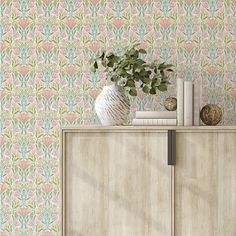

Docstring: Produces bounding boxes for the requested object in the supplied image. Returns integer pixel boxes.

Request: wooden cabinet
[62,127,236,236]
[62,129,173,236]
[175,131,236,236]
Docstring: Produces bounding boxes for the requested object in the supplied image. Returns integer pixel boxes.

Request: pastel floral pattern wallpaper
[1,0,236,235]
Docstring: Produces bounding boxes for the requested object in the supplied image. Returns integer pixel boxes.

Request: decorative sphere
[200,104,223,126]
[164,97,177,111]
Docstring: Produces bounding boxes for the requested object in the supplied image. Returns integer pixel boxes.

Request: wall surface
[1,0,236,235]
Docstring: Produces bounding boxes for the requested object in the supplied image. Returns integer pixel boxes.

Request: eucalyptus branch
[91,45,174,96]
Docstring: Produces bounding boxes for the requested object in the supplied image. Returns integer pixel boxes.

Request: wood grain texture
[62,126,236,132]
[175,132,236,236]
[64,131,172,236]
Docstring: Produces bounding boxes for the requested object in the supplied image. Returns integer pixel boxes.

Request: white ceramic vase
[95,84,130,126]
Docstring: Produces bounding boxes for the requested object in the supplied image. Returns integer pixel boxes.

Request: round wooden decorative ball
[200,104,223,126]
[164,97,177,111]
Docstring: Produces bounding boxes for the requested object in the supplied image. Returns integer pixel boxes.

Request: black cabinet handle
[168,130,176,165]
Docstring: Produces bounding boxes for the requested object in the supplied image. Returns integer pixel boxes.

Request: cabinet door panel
[64,131,172,236]
[175,132,236,236]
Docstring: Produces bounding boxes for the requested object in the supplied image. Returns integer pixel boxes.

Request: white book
[177,78,184,126]
[194,82,201,126]
[135,111,176,119]
[184,81,193,126]
[132,119,177,126]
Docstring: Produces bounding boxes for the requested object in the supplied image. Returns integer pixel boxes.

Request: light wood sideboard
[61,126,236,236]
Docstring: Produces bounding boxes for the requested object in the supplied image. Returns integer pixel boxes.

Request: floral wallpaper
[1,0,236,235]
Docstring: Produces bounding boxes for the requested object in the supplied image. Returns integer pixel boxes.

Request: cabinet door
[63,131,172,236]
[175,132,236,236]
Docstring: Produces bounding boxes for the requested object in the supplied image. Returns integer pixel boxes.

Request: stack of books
[132,79,200,127]
[132,111,177,126]
[177,79,201,126]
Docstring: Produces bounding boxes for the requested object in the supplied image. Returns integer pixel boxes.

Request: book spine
[135,111,176,119]
[194,82,200,126]
[132,119,177,126]
[184,81,193,126]
[177,79,184,126]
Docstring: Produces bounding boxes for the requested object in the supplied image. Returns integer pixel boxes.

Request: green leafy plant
[91,45,174,96]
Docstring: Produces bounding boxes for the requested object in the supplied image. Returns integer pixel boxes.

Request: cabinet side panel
[64,131,171,236]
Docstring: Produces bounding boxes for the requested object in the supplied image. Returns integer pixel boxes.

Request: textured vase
[95,84,130,126]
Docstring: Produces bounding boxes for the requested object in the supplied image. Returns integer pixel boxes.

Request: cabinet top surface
[62,125,236,132]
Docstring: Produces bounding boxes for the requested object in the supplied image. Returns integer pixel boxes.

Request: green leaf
[161,76,169,82]
[111,76,118,82]
[158,63,173,70]
[150,87,156,94]
[157,84,167,92]
[160,70,165,77]
[94,61,98,69]
[106,52,113,57]
[166,68,174,72]
[142,77,151,84]
[128,48,139,58]
[139,49,147,54]
[142,86,150,93]
[91,66,96,73]
[107,60,114,67]
[129,48,136,54]
[101,61,107,67]
[134,50,139,58]
[125,79,135,87]
[135,68,141,73]
[129,88,137,96]
[140,70,149,77]
[152,78,161,87]
[88,45,173,95]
